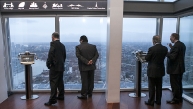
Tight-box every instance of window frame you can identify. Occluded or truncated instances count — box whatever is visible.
[2,14,179,92]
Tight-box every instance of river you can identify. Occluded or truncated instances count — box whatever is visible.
[13,60,48,86]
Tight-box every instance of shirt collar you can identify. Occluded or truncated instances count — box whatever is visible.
[174,40,178,44]
[154,43,160,46]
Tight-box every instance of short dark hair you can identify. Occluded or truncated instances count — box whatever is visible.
[80,35,88,42]
[153,35,161,43]
[171,33,179,40]
[52,32,60,39]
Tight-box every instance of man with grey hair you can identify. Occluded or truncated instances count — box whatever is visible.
[166,33,186,104]
[145,35,168,106]
[45,32,66,106]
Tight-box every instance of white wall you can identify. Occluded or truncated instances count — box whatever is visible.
[0,13,8,103]
[106,0,123,103]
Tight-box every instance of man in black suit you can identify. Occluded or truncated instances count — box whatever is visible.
[76,35,99,99]
[166,33,186,104]
[44,32,66,106]
[145,35,168,106]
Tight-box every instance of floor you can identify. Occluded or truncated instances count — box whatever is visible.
[0,90,193,109]
[184,89,193,98]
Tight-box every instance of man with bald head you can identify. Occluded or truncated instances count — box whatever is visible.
[145,35,168,106]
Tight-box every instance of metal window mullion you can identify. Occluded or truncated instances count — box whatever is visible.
[176,17,180,35]
[156,17,163,41]
[55,16,60,34]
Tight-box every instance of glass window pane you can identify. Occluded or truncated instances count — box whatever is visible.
[9,18,55,89]
[121,18,156,88]
[162,18,177,43]
[60,17,107,89]
[162,18,177,86]
[179,15,193,87]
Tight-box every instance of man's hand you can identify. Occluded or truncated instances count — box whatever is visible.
[168,43,172,48]
[87,60,93,65]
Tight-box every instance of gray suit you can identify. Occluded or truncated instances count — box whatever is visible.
[76,42,99,96]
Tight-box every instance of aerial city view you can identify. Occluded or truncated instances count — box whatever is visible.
[11,41,193,89]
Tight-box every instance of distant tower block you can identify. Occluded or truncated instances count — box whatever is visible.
[69,67,72,73]
[96,60,100,69]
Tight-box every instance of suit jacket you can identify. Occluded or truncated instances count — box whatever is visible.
[167,41,186,74]
[76,42,99,71]
[145,44,168,78]
[46,40,66,71]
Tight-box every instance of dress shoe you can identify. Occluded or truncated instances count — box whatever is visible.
[145,101,154,106]
[179,99,183,103]
[44,101,57,106]
[77,95,87,99]
[166,100,179,104]
[88,94,92,97]
[154,101,161,105]
[56,97,64,100]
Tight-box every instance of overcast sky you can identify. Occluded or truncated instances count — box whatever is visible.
[9,16,192,44]
[9,17,107,43]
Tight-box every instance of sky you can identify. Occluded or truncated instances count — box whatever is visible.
[9,16,193,43]
[9,17,107,43]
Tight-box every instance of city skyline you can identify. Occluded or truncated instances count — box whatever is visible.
[10,42,193,89]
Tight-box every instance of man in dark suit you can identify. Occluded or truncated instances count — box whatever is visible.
[44,32,66,106]
[76,35,99,99]
[166,33,186,104]
[145,35,168,106]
